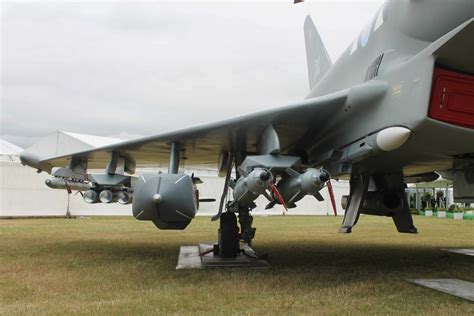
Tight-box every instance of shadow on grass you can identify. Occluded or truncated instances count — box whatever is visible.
[47,238,473,279]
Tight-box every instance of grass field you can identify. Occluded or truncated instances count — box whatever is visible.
[1,215,473,315]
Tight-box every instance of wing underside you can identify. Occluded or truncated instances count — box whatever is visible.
[21,81,388,173]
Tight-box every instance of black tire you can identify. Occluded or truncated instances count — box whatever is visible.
[218,212,240,258]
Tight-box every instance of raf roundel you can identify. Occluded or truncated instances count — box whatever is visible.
[359,22,372,48]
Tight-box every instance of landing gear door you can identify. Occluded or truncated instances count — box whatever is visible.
[453,160,474,203]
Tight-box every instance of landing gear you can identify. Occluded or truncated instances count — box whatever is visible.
[238,206,256,245]
[217,212,240,258]
[340,173,418,234]
[216,205,256,258]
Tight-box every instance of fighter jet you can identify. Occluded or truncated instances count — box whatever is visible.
[20,0,474,257]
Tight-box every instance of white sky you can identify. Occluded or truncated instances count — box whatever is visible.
[1,0,384,148]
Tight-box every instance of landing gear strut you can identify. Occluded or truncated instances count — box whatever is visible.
[238,206,256,245]
[216,204,256,258]
[217,212,240,258]
[340,173,417,234]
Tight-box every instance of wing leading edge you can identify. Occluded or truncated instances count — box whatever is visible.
[20,80,388,173]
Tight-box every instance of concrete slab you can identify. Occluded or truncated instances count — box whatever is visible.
[176,246,202,270]
[176,243,270,270]
[407,279,474,302]
[441,248,474,257]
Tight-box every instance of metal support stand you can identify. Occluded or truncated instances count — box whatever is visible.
[66,192,71,219]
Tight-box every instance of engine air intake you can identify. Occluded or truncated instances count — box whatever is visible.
[429,67,474,129]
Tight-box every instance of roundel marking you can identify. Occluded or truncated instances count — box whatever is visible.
[360,22,372,48]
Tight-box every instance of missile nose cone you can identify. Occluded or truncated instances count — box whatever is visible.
[319,171,330,183]
[83,190,99,203]
[153,194,162,203]
[99,190,114,203]
[259,171,271,182]
[118,191,133,205]
[376,127,411,152]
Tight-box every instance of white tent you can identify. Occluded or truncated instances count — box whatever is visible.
[0,132,130,217]
[21,131,123,163]
[0,139,23,162]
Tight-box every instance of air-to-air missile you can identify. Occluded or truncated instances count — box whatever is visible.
[232,168,273,205]
[45,178,91,191]
[276,168,330,207]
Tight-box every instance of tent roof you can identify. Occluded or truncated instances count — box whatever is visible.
[0,139,23,155]
[60,131,123,148]
[22,131,124,164]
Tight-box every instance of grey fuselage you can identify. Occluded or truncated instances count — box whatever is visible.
[306,0,474,176]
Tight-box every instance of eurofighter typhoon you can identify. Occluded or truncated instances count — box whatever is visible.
[21,0,474,257]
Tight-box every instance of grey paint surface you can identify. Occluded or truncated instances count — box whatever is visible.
[441,248,474,257]
[176,246,202,270]
[407,279,474,302]
[20,0,474,180]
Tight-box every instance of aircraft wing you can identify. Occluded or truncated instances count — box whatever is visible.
[22,80,388,173]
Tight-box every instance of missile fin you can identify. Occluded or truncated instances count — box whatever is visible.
[285,168,300,178]
[265,201,277,209]
[313,192,325,202]
[288,190,302,203]
[262,190,273,202]
[237,166,248,177]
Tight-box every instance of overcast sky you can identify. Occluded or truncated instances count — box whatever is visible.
[1,0,384,148]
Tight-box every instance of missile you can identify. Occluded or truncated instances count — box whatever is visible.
[83,190,100,204]
[99,190,118,203]
[232,168,273,205]
[276,168,329,207]
[310,127,411,169]
[340,127,411,164]
[118,191,133,205]
[45,178,91,191]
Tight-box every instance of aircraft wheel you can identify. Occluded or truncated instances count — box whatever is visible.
[218,212,240,258]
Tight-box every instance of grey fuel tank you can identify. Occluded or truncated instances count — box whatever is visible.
[132,173,198,230]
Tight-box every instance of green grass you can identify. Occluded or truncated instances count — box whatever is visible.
[1,215,473,315]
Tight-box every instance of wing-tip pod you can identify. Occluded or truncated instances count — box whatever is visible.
[19,150,51,173]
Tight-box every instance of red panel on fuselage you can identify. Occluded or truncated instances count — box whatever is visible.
[429,67,474,129]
